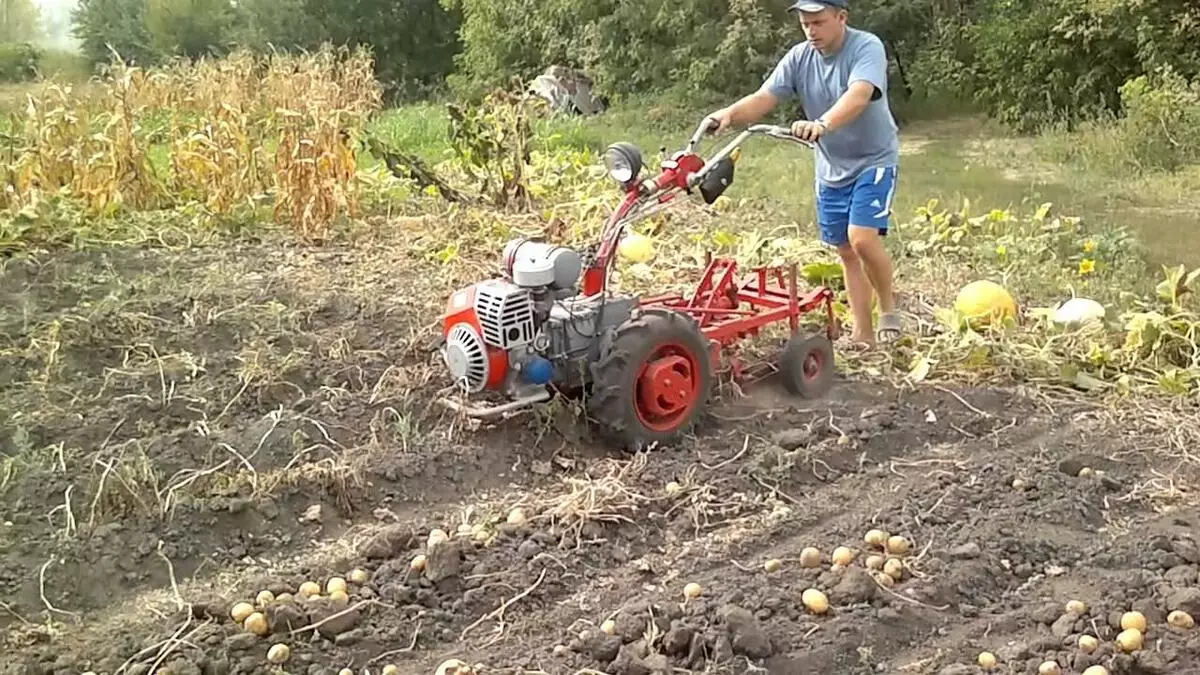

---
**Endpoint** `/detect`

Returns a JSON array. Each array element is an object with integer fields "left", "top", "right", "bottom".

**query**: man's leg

[
  {"left": 847, "top": 166, "right": 900, "bottom": 341},
  {"left": 816, "top": 180, "right": 876, "bottom": 346}
]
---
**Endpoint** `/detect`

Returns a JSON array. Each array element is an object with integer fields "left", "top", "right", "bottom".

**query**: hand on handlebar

[{"left": 790, "top": 119, "right": 827, "bottom": 142}]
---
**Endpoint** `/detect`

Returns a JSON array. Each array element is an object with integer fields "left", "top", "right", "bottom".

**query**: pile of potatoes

[
  {"left": 755, "top": 528, "right": 915, "bottom": 615},
  {"left": 226, "top": 568, "right": 374, "bottom": 665},
  {"left": 974, "top": 602, "right": 1195, "bottom": 672}
]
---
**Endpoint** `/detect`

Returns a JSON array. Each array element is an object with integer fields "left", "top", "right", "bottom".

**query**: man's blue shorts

[{"left": 815, "top": 165, "right": 899, "bottom": 247}]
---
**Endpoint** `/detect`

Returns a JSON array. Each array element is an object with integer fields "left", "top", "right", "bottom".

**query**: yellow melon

[
  {"left": 618, "top": 232, "right": 655, "bottom": 263},
  {"left": 954, "top": 280, "right": 1017, "bottom": 327}
]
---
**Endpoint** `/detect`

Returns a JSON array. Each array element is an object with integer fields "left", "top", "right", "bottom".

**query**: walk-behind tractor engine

[{"left": 439, "top": 118, "right": 840, "bottom": 449}]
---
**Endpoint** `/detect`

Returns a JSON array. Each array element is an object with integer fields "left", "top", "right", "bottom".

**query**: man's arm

[{"left": 818, "top": 36, "right": 889, "bottom": 132}]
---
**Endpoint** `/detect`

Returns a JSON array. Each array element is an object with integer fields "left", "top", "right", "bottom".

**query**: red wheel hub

[{"left": 635, "top": 343, "right": 701, "bottom": 432}]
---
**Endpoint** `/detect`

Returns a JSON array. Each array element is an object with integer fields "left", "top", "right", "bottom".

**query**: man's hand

[
  {"left": 790, "top": 119, "right": 827, "bottom": 142},
  {"left": 705, "top": 109, "right": 734, "bottom": 135}
]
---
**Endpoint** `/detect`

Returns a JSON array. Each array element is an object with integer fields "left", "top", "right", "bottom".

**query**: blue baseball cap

[{"left": 789, "top": 0, "right": 848, "bottom": 11}]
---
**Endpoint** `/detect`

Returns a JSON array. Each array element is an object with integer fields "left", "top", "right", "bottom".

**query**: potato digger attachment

[{"left": 435, "top": 117, "right": 840, "bottom": 450}]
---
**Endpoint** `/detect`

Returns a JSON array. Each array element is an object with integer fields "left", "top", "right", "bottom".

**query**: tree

[
  {"left": 1, "top": 0, "right": 43, "bottom": 43},
  {"left": 72, "top": 0, "right": 157, "bottom": 65}
]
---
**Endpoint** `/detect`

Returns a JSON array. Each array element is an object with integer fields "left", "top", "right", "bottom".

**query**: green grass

[{"left": 370, "top": 96, "right": 1200, "bottom": 269}]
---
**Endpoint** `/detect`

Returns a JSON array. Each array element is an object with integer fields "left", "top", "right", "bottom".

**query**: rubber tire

[
  {"left": 588, "top": 308, "right": 713, "bottom": 450},
  {"left": 779, "top": 332, "right": 835, "bottom": 398}
]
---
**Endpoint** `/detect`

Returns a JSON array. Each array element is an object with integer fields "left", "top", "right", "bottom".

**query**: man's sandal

[
  {"left": 835, "top": 335, "right": 874, "bottom": 352},
  {"left": 877, "top": 312, "right": 902, "bottom": 344}
]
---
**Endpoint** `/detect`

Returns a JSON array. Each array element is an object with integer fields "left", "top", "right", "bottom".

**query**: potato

[
  {"left": 329, "top": 590, "right": 350, "bottom": 607},
  {"left": 1081, "top": 668, "right": 1109, "bottom": 675},
  {"left": 885, "top": 536, "right": 909, "bottom": 555},
  {"left": 298, "top": 581, "right": 321, "bottom": 599},
  {"left": 764, "top": 558, "right": 782, "bottom": 573},
  {"left": 1038, "top": 661, "right": 1062, "bottom": 675},
  {"left": 381, "top": 665, "right": 400, "bottom": 675},
  {"left": 883, "top": 557, "right": 904, "bottom": 580},
  {"left": 600, "top": 619, "right": 616, "bottom": 635},
  {"left": 683, "top": 582, "right": 702, "bottom": 599},
  {"left": 873, "top": 571, "right": 894, "bottom": 588},
  {"left": 266, "top": 643, "right": 290, "bottom": 664},
  {"left": 230, "top": 601, "right": 255, "bottom": 623},
  {"left": 507, "top": 507, "right": 528, "bottom": 526},
  {"left": 255, "top": 590, "right": 275, "bottom": 607},
  {"left": 801, "top": 588, "right": 828, "bottom": 614},
  {"left": 831, "top": 547, "right": 854, "bottom": 566},
  {"left": 276, "top": 593, "right": 293, "bottom": 604},
  {"left": 1116, "top": 627, "right": 1143, "bottom": 653},
  {"left": 339, "top": 670, "right": 354, "bottom": 675},
  {"left": 326, "top": 577, "right": 348, "bottom": 595},
  {"left": 1065, "top": 599, "right": 1086, "bottom": 615},
  {"left": 411, "top": 554, "right": 428, "bottom": 572},
  {"left": 977, "top": 651, "right": 997, "bottom": 669},
  {"left": 665, "top": 481, "right": 683, "bottom": 496},
  {"left": 864, "top": 529, "right": 888, "bottom": 547},
  {"left": 348, "top": 568, "right": 370, "bottom": 584},
  {"left": 799, "top": 547, "right": 822, "bottom": 568},
  {"left": 1078, "top": 634, "right": 1099, "bottom": 653},
  {"left": 244, "top": 611, "right": 269, "bottom": 636},
  {"left": 427, "top": 528, "right": 449, "bottom": 548},
  {"left": 1167, "top": 610, "right": 1194, "bottom": 629},
  {"left": 1120, "top": 611, "right": 1147, "bottom": 632},
  {"left": 865, "top": 555, "right": 885, "bottom": 570}
]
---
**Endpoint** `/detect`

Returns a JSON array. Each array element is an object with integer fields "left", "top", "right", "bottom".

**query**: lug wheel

[
  {"left": 588, "top": 309, "right": 712, "bottom": 449},
  {"left": 779, "top": 332, "right": 835, "bottom": 398}
]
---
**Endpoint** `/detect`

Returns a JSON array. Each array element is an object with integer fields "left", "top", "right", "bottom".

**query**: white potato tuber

[
  {"left": 764, "top": 558, "right": 782, "bottom": 573},
  {"left": 1078, "top": 635, "right": 1098, "bottom": 653},
  {"left": 1038, "top": 661, "right": 1062, "bottom": 675},
  {"left": 683, "top": 582, "right": 702, "bottom": 599},
  {"left": 230, "top": 601, "right": 255, "bottom": 623},
  {"left": 1065, "top": 599, "right": 1086, "bottom": 615},
  {"left": 1167, "top": 610, "right": 1194, "bottom": 629},
  {"left": 348, "top": 568, "right": 370, "bottom": 584},
  {"left": 800, "top": 547, "right": 822, "bottom": 568},
  {"left": 977, "top": 651, "right": 997, "bottom": 669},
  {"left": 326, "top": 577, "right": 348, "bottom": 595},
  {"left": 255, "top": 590, "right": 275, "bottom": 607},
  {"left": 885, "top": 536, "right": 909, "bottom": 555},
  {"left": 864, "top": 529, "right": 888, "bottom": 547},
  {"left": 507, "top": 507, "right": 528, "bottom": 526},
  {"left": 266, "top": 643, "right": 290, "bottom": 664}
]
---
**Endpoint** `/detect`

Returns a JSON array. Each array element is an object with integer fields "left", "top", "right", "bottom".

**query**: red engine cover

[{"left": 443, "top": 284, "right": 509, "bottom": 390}]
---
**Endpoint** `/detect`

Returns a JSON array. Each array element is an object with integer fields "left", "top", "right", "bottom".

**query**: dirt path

[{"left": 3, "top": 237, "right": 1199, "bottom": 675}]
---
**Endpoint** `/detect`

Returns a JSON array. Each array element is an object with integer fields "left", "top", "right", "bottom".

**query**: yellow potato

[
  {"left": 1065, "top": 599, "right": 1086, "bottom": 615},
  {"left": 864, "top": 529, "right": 888, "bottom": 547},
  {"left": 1081, "top": 668, "right": 1109, "bottom": 675},
  {"left": 977, "top": 651, "right": 997, "bottom": 669},
  {"left": 801, "top": 588, "right": 828, "bottom": 614},
  {"left": 326, "top": 577, "right": 347, "bottom": 595},
  {"left": 1120, "top": 611, "right": 1147, "bottom": 632},
  {"left": 764, "top": 559, "right": 782, "bottom": 573},
  {"left": 1116, "top": 627, "right": 1143, "bottom": 653},
  {"left": 683, "top": 582, "right": 702, "bottom": 599},
  {"left": 1167, "top": 610, "right": 1194, "bottom": 629},
  {"left": 1078, "top": 634, "right": 1099, "bottom": 653},
  {"left": 244, "top": 611, "right": 269, "bottom": 636},
  {"left": 1038, "top": 661, "right": 1062, "bottom": 675},
  {"left": 831, "top": 547, "right": 854, "bottom": 566},
  {"left": 348, "top": 568, "right": 370, "bottom": 584},
  {"left": 298, "top": 581, "right": 321, "bottom": 599},
  {"left": 266, "top": 643, "right": 290, "bottom": 664},
  {"left": 885, "top": 536, "right": 909, "bottom": 555},
  {"left": 865, "top": 555, "right": 885, "bottom": 570}
]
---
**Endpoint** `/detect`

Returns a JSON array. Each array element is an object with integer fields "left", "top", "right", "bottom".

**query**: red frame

[
  {"left": 641, "top": 253, "right": 836, "bottom": 379},
  {"left": 578, "top": 150, "right": 837, "bottom": 381}
]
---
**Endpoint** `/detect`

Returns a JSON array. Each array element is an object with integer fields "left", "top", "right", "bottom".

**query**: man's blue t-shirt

[{"left": 761, "top": 27, "right": 900, "bottom": 188}]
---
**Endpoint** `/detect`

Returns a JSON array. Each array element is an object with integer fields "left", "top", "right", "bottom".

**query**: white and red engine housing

[
  {"left": 441, "top": 279, "right": 538, "bottom": 392},
  {"left": 440, "top": 238, "right": 583, "bottom": 394}
]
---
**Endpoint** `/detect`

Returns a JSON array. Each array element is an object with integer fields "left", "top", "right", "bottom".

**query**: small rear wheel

[
  {"left": 779, "top": 332, "right": 835, "bottom": 398},
  {"left": 588, "top": 309, "right": 713, "bottom": 450}
]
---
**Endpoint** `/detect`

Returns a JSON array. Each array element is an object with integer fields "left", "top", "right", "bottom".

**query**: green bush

[{"left": 0, "top": 43, "right": 40, "bottom": 83}]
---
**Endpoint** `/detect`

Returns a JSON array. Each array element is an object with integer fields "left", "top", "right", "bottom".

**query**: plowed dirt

[{"left": 3, "top": 231, "right": 1199, "bottom": 675}]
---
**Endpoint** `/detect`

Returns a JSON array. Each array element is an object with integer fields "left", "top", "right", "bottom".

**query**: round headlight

[{"left": 603, "top": 142, "right": 643, "bottom": 185}]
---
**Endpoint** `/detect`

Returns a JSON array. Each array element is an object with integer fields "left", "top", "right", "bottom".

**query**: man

[{"left": 705, "top": 0, "right": 901, "bottom": 348}]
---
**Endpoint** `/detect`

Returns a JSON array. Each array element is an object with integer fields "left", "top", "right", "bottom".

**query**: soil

[{"left": 3, "top": 228, "right": 1200, "bottom": 675}]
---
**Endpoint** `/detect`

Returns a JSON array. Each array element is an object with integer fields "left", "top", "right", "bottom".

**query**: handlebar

[{"left": 686, "top": 118, "right": 819, "bottom": 188}]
